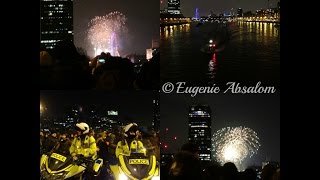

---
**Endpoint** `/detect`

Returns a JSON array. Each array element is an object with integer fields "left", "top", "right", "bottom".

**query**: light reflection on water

[{"left": 160, "top": 21, "right": 280, "bottom": 87}]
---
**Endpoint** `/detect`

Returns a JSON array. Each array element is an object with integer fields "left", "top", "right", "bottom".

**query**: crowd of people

[
  {"left": 161, "top": 142, "right": 280, "bottom": 180},
  {"left": 40, "top": 40, "right": 159, "bottom": 90},
  {"left": 40, "top": 122, "right": 160, "bottom": 171}
]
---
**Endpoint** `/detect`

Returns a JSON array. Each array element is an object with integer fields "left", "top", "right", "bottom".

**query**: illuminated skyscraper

[
  {"left": 237, "top": 8, "right": 243, "bottom": 17},
  {"left": 167, "top": 0, "right": 181, "bottom": 14},
  {"left": 188, "top": 105, "right": 212, "bottom": 161},
  {"left": 40, "top": 0, "right": 73, "bottom": 49},
  {"left": 153, "top": 90, "right": 160, "bottom": 132}
]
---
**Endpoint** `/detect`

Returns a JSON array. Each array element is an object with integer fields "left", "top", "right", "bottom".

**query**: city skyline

[
  {"left": 160, "top": 93, "right": 280, "bottom": 166},
  {"left": 74, "top": 0, "right": 159, "bottom": 56},
  {"left": 40, "top": 91, "right": 155, "bottom": 128},
  {"left": 40, "top": 0, "right": 73, "bottom": 49},
  {"left": 160, "top": 0, "right": 280, "bottom": 17}
]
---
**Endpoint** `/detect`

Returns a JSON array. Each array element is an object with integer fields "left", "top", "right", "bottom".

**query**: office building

[
  {"left": 237, "top": 8, "right": 243, "bottom": 17},
  {"left": 40, "top": 0, "right": 73, "bottom": 49},
  {"left": 167, "top": 0, "right": 181, "bottom": 14},
  {"left": 188, "top": 105, "right": 212, "bottom": 161}
]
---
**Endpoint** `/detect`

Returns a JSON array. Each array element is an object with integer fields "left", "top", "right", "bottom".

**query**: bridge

[
  {"left": 237, "top": 17, "right": 280, "bottom": 23},
  {"left": 160, "top": 13, "right": 191, "bottom": 27}
]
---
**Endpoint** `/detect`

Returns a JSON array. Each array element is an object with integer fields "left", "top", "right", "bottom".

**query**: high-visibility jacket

[
  {"left": 115, "top": 139, "right": 146, "bottom": 158},
  {"left": 69, "top": 135, "right": 97, "bottom": 160}
]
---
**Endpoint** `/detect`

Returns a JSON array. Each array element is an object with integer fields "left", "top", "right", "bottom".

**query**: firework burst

[
  {"left": 212, "top": 126, "right": 260, "bottom": 169},
  {"left": 87, "top": 11, "right": 127, "bottom": 57}
]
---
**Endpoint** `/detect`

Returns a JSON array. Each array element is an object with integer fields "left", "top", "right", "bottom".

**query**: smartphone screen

[{"left": 98, "top": 59, "right": 105, "bottom": 63}]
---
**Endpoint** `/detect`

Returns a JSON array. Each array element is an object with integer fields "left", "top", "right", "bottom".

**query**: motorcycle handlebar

[{"left": 74, "top": 155, "right": 94, "bottom": 165}]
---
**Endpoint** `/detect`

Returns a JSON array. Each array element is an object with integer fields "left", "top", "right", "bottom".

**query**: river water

[{"left": 160, "top": 21, "right": 280, "bottom": 89}]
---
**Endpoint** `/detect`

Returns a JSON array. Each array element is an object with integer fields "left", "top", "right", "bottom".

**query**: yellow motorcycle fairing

[
  {"left": 40, "top": 153, "right": 86, "bottom": 179},
  {"left": 118, "top": 154, "right": 158, "bottom": 180}
]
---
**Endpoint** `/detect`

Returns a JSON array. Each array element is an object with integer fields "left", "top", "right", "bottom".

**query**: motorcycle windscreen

[
  {"left": 120, "top": 153, "right": 155, "bottom": 179},
  {"left": 48, "top": 152, "right": 73, "bottom": 171}
]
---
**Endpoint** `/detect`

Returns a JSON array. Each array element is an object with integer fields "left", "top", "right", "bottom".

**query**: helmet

[
  {"left": 76, "top": 122, "right": 90, "bottom": 134},
  {"left": 124, "top": 123, "right": 138, "bottom": 138},
  {"left": 124, "top": 123, "right": 138, "bottom": 133}
]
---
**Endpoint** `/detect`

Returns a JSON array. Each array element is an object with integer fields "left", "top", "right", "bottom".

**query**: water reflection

[
  {"left": 160, "top": 24, "right": 191, "bottom": 40},
  {"left": 160, "top": 21, "right": 280, "bottom": 87},
  {"left": 208, "top": 53, "right": 217, "bottom": 85},
  {"left": 237, "top": 21, "right": 279, "bottom": 45}
]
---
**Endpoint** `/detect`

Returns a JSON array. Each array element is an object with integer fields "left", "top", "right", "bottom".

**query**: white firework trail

[
  {"left": 212, "top": 126, "right": 260, "bottom": 169},
  {"left": 87, "top": 11, "right": 127, "bottom": 57}
]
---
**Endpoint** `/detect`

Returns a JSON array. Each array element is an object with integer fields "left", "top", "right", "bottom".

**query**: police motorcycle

[
  {"left": 40, "top": 151, "right": 104, "bottom": 180},
  {"left": 112, "top": 123, "right": 160, "bottom": 180}
]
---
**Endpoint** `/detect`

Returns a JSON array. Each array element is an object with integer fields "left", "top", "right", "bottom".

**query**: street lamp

[{"left": 40, "top": 102, "right": 45, "bottom": 114}]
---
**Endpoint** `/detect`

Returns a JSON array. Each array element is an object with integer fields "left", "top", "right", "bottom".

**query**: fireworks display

[
  {"left": 212, "top": 126, "right": 260, "bottom": 169},
  {"left": 87, "top": 11, "right": 127, "bottom": 57}
]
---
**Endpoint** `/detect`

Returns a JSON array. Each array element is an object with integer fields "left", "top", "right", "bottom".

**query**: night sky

[
  {"left": 40, "top": 91, "right": 155, "bottom": 127},
  {"left": 160, "top": 93, "right": 280, "bottom": 166},
  {"left": 74, "top": 0, "right": 159, "bottom": 56},
  {"left": 160, "top": 0, "right": 280, "bottom": 17}
]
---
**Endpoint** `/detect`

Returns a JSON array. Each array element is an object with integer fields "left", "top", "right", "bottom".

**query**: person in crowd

[
  {"left": 203, "top": 162, "right": 222, "bottom": 180},
  {"left": 136, "top": 127, "right": 155, "bottom": 156},
  {"left": 54, "top": 133, "right": 72, "bottom": 155},
  {"left": 89, "top": 129, "right": 95, "bottom": 138},
  {"left": 147, "top": 129, "right": 160, "bottom": 160},
  {"left": 50, "top": 40, "right": 94, "bottom": 89},
  {"left": 115, "top": 123, "right": 153, "bottom": 157},
  {"left": 167, "top": 142, "right": 203, "bottom": 180},
  {"left": 261, "top": 164, "right": 276, "bottom": 180},
  {"left": 95, "top": 131, "right": 116, "bottom": 180},
  {"left": 69, "top": 122, "right": 97, "bottom": 177},
  {"left": 96, "top": 131, "right": 109, "bottom": 162},
  {"left": 40, "top": 130, "right": 46, "bottom": 155},
  {"left": 135, "top": 51, "right": 159, "bottom": 90},
  {"left": 93, "top": 55, "right": 135, "bottom": 90},
  {"left": 42, "top": 131, "right": 59, "bottom": 153},
  {"left": 108, "top": 127, "right": 122, "bottom": 165},
  {"left": 70, "top": 122, "right": 97, "bottom": 160},
  {"left": 272, "top": 168, "right": 280, "bottom": 180},
  {"left": 90, "top": 52, "right": 112, "bottom": 74},
  {"left": 239, "top": 168, "right": 256, "bottom": 180},
  {"left": 221, "top": 162, "right": 239, "bottom": 180}
]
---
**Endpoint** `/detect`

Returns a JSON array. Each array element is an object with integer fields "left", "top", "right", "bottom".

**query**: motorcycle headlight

[
  {"left": 119, "top": 173, "right": 128, "bottom": 180},
  {"left": 151, "top": 176, "right": 160, "bottom": 180}
]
